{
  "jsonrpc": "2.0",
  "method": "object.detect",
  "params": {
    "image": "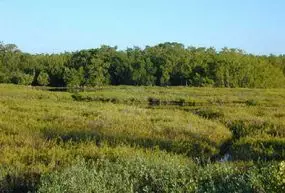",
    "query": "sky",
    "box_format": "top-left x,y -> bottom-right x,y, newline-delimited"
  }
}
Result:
0,0 -> 284,55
